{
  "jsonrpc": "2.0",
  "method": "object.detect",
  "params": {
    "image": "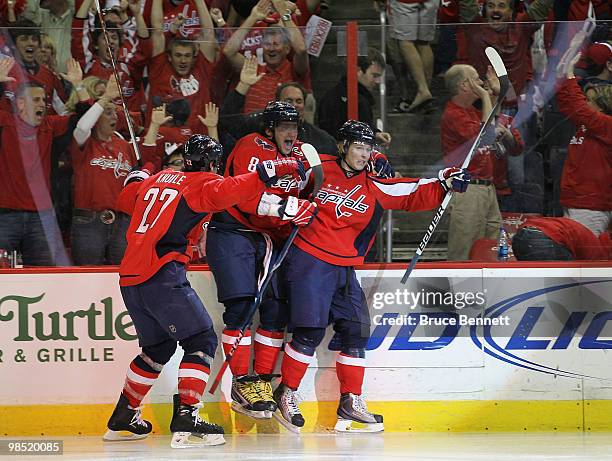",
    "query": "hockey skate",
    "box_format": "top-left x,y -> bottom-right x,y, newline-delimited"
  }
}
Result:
231,375 -> 274,419
254,375 -> 278,412
334,393 -> 384,433
103,394 -> 152,442
272,383 -> 304,434
170,394 -> 225,448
